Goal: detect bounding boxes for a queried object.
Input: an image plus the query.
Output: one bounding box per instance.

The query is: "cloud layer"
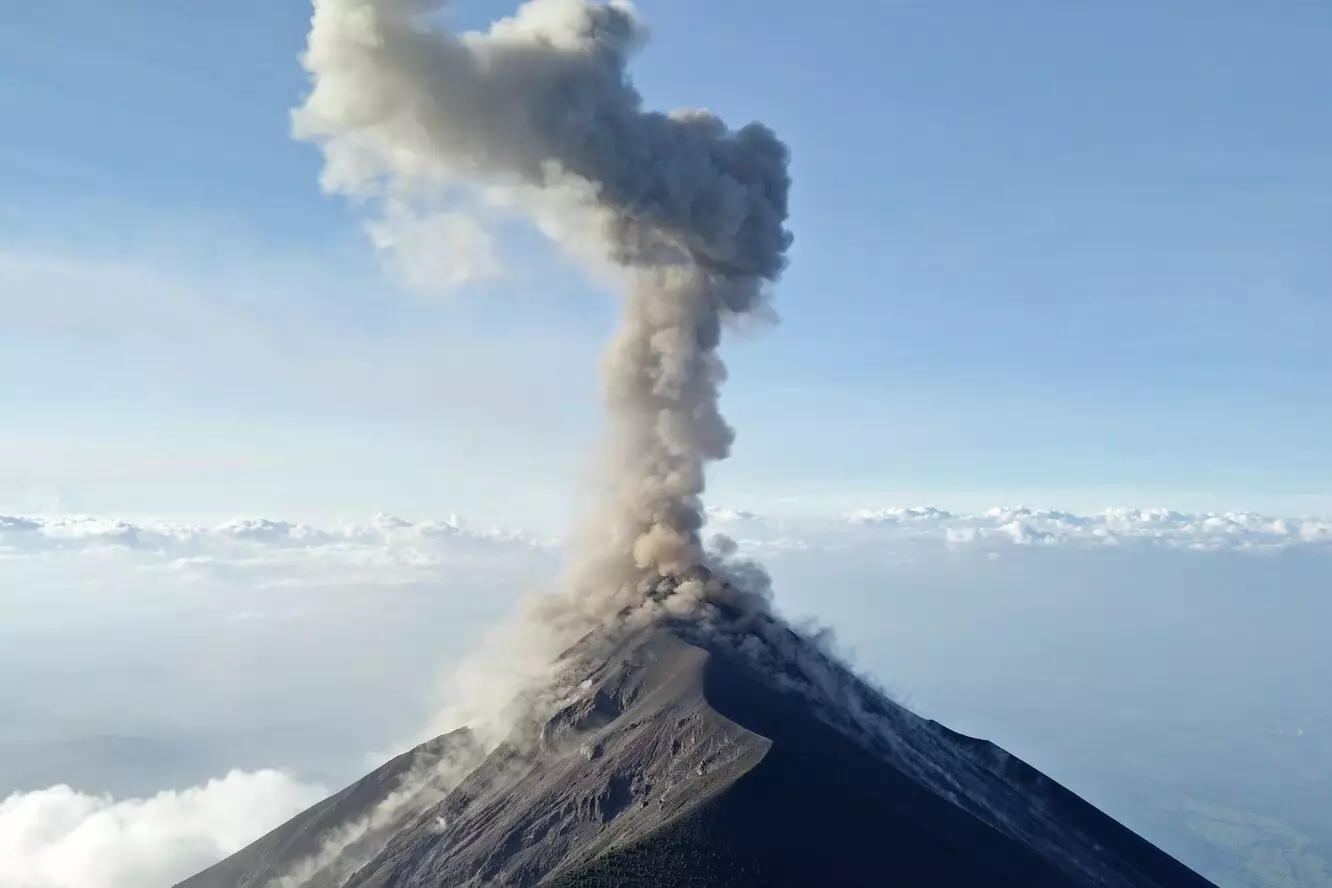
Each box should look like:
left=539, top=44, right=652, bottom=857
left=712, top=505, right=1332, bottom=554
left=0, top=512, right=548, bottom=554
left=0, top=770, right=324, bottom=888
left=1, top=503, right=1327, bottom=887
left=2, top=504, right=1329, bottom=574
left=0, top=512, right=554, bottom=594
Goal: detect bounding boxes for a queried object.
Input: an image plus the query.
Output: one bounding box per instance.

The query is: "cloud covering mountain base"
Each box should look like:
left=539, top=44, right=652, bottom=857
left=0, top=771, right=324, bottom=888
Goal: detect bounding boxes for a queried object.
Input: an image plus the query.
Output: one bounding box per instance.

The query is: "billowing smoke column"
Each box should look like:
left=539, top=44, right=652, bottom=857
left=294, top=0, right=791, bottom=635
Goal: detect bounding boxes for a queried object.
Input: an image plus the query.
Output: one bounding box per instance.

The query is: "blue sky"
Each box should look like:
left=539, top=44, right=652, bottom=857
left=3, top=0, right=1330, bottom=528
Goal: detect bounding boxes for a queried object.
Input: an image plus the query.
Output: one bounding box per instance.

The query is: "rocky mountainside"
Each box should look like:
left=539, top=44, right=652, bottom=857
left=178, top=616, right=1217, bottom=888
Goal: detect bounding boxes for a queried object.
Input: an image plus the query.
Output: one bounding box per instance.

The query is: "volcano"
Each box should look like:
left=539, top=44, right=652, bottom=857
left=176, top=605, right=1216, bottom=888
left=190, top=5, right=1224, bottom=885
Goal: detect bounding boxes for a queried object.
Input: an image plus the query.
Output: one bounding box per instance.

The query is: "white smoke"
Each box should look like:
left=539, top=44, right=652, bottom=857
left=292, top=0, right=793, bottom=647
left=0, top=771, right=324, bottom=888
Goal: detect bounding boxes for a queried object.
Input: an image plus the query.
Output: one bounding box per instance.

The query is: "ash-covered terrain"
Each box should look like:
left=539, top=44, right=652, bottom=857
left=178, top=599, right=1216, bottom=888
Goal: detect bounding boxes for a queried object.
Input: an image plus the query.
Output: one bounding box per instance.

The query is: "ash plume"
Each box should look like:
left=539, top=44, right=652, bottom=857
left=293, top=0, right=792, bottom=640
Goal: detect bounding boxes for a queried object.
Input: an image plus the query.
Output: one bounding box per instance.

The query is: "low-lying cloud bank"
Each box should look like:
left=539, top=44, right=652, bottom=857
left=834, top=505, right=1330, bottom=552
left=697, top=505, right=1332, bottom=554
left=1, top=503, right=1326, bottom=887
left=0, top=770, right=325, bottom=888
left=1, top=505, right=1329, bottom=571
left=0, top=512, right=549, bottom=558
left=0, top=513, right=555, bottom=593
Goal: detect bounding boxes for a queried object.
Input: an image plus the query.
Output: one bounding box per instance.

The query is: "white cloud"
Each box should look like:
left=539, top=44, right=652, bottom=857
left=0, top=512, right=554, bottom=591
left=3, top=505, right=1327, bottom=586
left=0, top=770, right=325, bottom=888
left=709, top=504, right=1332, bottom=554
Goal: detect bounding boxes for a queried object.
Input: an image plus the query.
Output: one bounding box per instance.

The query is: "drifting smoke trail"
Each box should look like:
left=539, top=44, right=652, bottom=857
left=293, top=0, right=791, bottom=641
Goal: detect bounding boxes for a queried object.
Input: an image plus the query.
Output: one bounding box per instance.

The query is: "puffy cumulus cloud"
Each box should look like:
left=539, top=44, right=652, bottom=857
left=0, top=770, right=325, bottom=888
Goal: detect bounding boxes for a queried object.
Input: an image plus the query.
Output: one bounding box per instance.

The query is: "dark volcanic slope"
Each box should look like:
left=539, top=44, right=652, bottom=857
left=179, top=626, right=1216, bottom=888
left=177, top=730, right=483, bottom=888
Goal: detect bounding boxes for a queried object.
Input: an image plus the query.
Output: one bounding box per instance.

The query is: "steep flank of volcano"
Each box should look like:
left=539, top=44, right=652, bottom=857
left=176, top=730, right=483, bottom=888
left=179, top=622, right=1216, bottom=888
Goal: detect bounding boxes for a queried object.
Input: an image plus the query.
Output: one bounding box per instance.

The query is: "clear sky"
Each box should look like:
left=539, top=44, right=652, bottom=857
left=3, top=1, right=1330, bottom=530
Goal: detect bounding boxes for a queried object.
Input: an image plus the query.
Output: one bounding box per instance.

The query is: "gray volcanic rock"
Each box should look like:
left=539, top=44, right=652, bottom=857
left=176, top=730, right=484, bottom=888
left=177, top=621, right=1217, bottom=888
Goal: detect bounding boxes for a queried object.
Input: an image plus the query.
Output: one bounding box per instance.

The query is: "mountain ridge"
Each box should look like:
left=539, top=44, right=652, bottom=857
left=177, top=615, right=1217, bottom=887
